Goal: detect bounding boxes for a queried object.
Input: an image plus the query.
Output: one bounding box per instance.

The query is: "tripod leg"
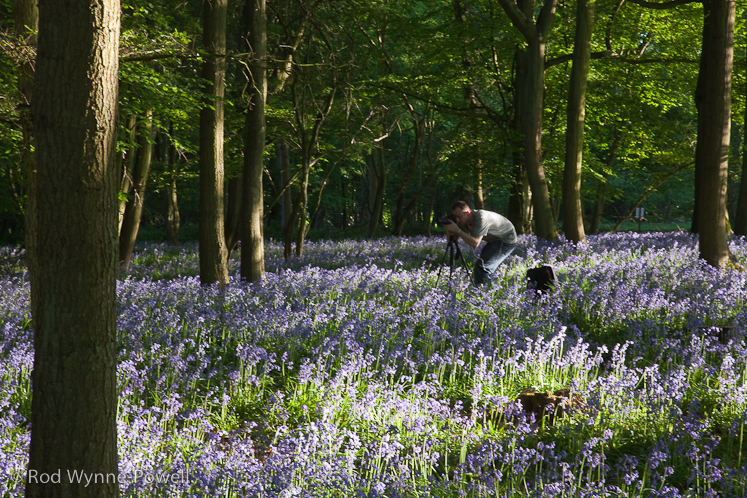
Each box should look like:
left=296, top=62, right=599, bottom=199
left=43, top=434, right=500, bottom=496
left=434, top=239, right=451, bottom=287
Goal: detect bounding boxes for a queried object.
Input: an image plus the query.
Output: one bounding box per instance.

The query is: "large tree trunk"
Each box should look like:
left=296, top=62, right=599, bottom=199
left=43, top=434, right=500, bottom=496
left=27, top=0, right=120, bottom=496
left=499, top=0, right=558, bottom=241
left=199, top=0, right=229, bottom=286
left=562, top=0, right=594, bottom=244
left=119, top=112, right=155, bottom=271
left=241, top=0, right=266, bottom=282
left=694, top=0, right=735, bottom=267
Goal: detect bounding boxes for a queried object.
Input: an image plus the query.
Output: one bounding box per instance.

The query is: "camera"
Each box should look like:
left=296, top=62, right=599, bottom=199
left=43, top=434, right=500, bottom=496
left=439, top=214, right=456, bottom=226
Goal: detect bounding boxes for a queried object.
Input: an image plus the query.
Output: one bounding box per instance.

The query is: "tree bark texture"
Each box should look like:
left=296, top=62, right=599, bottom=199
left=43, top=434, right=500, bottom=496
left=562, top=0, right=594, bottom=244
left=241, top=0, right=267, bottom=282
left=499, top=0, right=558, bottom=241
left=199, top=0, right=230, bottom=286
left=119, top=112, right=155, bottom=271
left=27, top=0, right=120, bottom=496
left=694, top=0, right=735, bottom=267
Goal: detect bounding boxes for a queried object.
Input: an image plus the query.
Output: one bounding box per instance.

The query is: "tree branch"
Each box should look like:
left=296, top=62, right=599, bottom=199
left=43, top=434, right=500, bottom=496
left=497, top=0, right=536, bottom=40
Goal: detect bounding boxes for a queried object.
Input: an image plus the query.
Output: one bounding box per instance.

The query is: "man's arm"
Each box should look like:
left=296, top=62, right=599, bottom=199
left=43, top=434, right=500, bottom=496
left=445, top=222, right=483, bottom=248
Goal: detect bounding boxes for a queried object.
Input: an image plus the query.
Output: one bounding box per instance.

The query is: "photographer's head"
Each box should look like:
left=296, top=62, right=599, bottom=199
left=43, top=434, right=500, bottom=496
left=451, top=200, right=473, bottom=226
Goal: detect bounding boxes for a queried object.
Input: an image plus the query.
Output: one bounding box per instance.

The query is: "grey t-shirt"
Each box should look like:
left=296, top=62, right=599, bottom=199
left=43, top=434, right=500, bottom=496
left=470, top=209, right=517, bottom=244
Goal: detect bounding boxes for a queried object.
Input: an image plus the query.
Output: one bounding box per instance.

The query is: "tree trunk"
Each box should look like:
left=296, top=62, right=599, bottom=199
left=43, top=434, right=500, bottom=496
left=163, top=126, right=180, bottom=246
left=562, top=0, right=594, bottom=244
left=280, top=142, right=292, bottom=229
left=199, top=0, right=229, bottom=286
left=241, top=0, right=266, bottom=281
left=589, top=178, right=606, bottom=234
left=499, top=0, right=558, bottom=241
left=118, top=115, right=137, bottom=233
left=695, top=0, right=735, bottom=267
left=473, top=158, right=485, bottom=209
left=368, top=148, right=386, bottom=239
left=165, top=176, right=180, bottom=246
left=225, top=173, right=242, bottom=256
left=119, top=112, right=155, bottom=271
left=294, top=163, right=310, bottom=257
left=27, top=0, right=120, bottom=496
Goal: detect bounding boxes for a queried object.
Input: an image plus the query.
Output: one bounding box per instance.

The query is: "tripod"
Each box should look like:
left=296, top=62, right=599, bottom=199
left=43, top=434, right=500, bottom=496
left=435, top=235, right=472, bottom=287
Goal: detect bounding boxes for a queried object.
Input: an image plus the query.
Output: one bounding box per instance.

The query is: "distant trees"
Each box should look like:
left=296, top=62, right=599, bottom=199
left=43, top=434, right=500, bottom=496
left=26, top=0, right=120, bottom=497
left=2, top=0, right=746, bottom=273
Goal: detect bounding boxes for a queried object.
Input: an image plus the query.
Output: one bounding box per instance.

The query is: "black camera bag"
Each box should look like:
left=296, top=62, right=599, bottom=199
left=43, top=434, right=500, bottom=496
left=526, top=265, right=557, bottom=295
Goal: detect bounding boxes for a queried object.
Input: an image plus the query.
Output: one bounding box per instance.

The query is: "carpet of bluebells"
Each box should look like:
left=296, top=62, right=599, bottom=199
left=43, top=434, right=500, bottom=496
left=1, top=232, right=747, bottom=497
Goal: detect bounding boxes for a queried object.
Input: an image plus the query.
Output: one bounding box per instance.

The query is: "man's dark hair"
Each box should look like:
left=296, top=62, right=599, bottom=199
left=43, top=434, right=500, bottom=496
left=451, top=200, right=470, bottom=211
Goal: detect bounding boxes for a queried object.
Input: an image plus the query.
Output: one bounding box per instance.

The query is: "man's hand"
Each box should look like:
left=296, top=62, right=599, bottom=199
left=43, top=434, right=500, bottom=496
left=444, top=221, right=460, bottom=237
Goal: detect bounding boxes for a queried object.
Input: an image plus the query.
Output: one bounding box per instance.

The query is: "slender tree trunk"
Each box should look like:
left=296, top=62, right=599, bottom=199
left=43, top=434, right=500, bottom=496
left=294, top=162, right=310, bottom=257
left=473, top=158, right=485, bottom=209
left=119, top=112, right=155, bottom=271
left=241, top=0, right=266, bottom=281
left=118, top=115, right=137, bottom=233
left=695, top=0, right=735, bottom=267
left=27, top=0, right=120, bottom=496
left=589, top=179, right=607, bottom=234
left=163, top=125, right=180, bottom=246
left=562, top=0, right=594, bottom=244
left=280, top=142, right=292, bottom=229
left=368, top=148, right=386, bottom=238
left=165, top=176, right=180, bottom=246
left=199, top=0, right=229, bottom=286
left=225, top=173, right=242, bottom=256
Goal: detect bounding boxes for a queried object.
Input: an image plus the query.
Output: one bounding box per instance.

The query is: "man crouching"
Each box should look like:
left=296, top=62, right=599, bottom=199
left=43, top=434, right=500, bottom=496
left=443, top=200, right=517, bottom=285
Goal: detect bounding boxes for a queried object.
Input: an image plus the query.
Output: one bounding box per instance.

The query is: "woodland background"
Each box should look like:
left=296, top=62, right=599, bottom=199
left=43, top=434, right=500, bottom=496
left=2, top=0, right=745, bottom=260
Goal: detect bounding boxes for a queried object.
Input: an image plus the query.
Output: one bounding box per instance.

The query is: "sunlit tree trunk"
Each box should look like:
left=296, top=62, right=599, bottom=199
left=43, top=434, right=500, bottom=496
left=27, top=0, right=120, bottom=496
left=562, top=0, right=594, bottom=244
left=241, top=0, right=266, bottom=281
left=500, top=0, right=558, bottom=241
left=199, top=0, right=229, bottom=286
left=695, top=0, right=734, bottom=267
left=119, top=112, right=155, bottom=271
